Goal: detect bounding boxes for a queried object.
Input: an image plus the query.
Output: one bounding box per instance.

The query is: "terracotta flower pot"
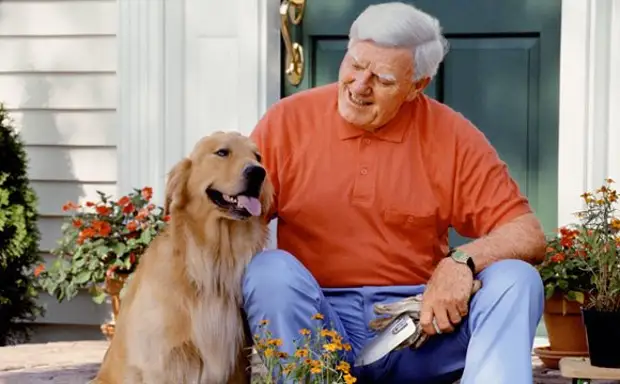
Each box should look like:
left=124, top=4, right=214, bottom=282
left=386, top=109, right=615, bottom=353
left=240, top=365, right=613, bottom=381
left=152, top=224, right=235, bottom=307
left=543, top=293, right=589, bottom=353
left=100, top=272, right=130, bottom=340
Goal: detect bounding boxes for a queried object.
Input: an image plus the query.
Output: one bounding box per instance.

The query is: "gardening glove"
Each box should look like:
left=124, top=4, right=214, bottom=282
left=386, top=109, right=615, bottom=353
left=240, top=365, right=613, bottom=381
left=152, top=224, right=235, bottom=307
left=368, top=280, right=482, bottom=350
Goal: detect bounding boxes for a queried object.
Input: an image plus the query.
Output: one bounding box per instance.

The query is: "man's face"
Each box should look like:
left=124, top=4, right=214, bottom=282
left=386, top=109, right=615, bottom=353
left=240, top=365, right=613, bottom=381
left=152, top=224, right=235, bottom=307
left=337, top=40, right=427, bottom=131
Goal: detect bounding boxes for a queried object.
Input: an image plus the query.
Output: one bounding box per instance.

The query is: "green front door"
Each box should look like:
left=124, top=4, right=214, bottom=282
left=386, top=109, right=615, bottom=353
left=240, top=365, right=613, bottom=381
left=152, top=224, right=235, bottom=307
left=280, top=0, right=561, bottom=244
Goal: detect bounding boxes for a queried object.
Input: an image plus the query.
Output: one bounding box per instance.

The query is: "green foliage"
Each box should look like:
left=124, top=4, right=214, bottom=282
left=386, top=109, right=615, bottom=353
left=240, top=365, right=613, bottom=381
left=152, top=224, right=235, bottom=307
left=538, top=178, right=620, bottom=312
left=37, top=187, right=169, bottom=304
left=0, top=104, right=44, bottom=346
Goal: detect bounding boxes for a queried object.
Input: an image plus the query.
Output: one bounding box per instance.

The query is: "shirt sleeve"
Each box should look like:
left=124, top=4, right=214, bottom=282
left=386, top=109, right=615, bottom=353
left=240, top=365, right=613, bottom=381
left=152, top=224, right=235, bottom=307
left=249, top=106, right=284, bottom=222
left=450, top=114, right=533, bottom=238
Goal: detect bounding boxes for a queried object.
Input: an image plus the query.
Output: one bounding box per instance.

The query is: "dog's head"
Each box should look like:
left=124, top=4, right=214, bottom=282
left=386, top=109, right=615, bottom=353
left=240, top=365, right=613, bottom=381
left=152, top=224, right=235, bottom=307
left=164, top=131, right=274, bottom=221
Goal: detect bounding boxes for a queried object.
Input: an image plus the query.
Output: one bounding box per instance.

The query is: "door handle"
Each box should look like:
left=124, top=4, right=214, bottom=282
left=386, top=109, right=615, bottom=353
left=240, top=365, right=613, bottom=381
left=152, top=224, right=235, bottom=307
left=280, top=0, right=305, bottom=86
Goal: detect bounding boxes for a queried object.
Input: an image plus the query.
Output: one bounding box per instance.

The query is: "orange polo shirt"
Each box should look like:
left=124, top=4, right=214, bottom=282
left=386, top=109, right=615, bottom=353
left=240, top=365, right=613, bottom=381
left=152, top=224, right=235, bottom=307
left=251, top=83, right=531, bottom=288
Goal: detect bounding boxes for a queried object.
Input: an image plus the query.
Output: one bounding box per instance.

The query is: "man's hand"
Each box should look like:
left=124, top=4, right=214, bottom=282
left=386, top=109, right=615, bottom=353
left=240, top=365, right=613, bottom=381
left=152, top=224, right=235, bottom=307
left=419, top=258, right=475, bottom=335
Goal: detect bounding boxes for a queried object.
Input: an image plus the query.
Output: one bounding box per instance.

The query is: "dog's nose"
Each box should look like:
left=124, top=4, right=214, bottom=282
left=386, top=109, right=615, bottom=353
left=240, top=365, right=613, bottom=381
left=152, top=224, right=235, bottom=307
left=243, top=164, right=266, bottom=185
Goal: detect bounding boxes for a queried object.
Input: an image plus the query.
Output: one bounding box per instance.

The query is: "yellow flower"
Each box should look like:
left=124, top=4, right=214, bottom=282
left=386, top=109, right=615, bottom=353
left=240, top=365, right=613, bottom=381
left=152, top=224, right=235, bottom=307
left=299, top=328, right=311, bottom=336
left=267, top=338, right=282, bottom=347
left=323, top=343, right=339, bottom=352
left=344, top=373, right=357, bottom=384
left=264, top=348, right=275, bottom=358
left=294, top=348, right=309, bottom=358
left=312, top=313, right=324, bottom=320
left=308, top=359, right=322, bottom=374
left=343, top=343, right=352, bottom=351
left=336, top=360, right=351, bottom=373
left=259, top=319, right=269, bottom=326
left=611, top=218, right=620, bottom=230
left=282, top=362, right=296, bottom=375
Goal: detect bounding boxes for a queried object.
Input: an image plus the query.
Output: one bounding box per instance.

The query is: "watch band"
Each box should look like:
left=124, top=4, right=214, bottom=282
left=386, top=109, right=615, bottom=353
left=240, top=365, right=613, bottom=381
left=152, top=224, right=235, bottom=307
left=447, top=248, right=476, bottom=275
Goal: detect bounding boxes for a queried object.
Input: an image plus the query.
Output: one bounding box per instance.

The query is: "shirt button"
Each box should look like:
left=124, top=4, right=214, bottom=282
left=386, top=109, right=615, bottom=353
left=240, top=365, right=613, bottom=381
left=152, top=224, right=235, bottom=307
left=407, top=216, right=415, bottom=223
left=363, top=138, right=371, bottom=145
left=360, top=168, right=368, bottom=175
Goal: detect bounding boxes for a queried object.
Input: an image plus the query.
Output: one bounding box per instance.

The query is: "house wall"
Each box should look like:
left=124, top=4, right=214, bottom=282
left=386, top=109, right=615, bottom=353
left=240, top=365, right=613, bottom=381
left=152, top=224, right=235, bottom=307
left=0, top=0, right=118, bottom=342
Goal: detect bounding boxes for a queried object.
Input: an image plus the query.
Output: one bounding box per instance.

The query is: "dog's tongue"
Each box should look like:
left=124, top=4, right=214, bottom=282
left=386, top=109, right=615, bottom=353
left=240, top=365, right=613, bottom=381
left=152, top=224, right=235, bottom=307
left=237, top=195, right=261, bottom=216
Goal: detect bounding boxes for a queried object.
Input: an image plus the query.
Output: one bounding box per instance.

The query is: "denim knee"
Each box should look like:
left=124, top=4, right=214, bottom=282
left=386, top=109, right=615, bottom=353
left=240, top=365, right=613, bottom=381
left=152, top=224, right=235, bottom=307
left=479, top=259, right=544, bottom=303
left=242, top=249, right=321, bottom=309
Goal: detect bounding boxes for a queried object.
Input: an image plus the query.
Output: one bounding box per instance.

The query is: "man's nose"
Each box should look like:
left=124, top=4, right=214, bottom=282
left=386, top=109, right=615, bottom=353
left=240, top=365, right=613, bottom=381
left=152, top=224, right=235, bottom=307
left=351, top=71, right=372, bottom=95
left=242, top=164, right=266, bottom=185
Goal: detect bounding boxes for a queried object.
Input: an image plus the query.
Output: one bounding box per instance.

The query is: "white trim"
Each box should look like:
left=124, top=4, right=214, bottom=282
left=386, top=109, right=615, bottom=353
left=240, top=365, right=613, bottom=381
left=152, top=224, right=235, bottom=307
left=557, top=0, right=620, bottom=227
left=117, top=0, right=166, bottom=204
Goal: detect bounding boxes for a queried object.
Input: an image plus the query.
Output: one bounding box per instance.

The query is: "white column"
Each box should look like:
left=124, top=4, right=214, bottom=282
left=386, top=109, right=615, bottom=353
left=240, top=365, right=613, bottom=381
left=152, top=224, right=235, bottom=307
left=117, top=0, right=166, bottom=205
left=557, top=0, right=620, bottom=226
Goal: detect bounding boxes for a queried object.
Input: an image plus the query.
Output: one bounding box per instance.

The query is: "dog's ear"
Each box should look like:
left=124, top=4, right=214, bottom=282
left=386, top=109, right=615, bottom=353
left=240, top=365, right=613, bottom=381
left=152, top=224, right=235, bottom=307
left=164, top=158, right=192, bottom=215
left=259, top=174, right=275, bottom=221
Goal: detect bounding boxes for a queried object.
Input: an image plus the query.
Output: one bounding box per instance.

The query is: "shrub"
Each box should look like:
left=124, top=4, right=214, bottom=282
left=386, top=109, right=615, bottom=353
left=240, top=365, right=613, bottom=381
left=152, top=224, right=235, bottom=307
left=0, top=104, right=43, bottom=346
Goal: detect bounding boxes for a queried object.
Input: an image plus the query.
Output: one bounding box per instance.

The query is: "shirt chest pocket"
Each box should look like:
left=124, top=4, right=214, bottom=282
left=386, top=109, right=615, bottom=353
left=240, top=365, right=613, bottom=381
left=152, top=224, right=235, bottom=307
left=382, top=208, right=440, bottom=245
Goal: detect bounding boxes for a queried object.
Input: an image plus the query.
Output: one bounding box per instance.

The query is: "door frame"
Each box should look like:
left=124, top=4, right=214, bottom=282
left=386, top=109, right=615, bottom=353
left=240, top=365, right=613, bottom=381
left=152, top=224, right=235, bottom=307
left=117, top=0, right=620, bottom=230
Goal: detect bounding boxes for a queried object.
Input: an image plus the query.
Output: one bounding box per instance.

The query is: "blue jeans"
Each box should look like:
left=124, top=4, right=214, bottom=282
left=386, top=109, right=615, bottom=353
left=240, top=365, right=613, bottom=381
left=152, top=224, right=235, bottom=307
left=243, top=249, right=544, bottom=383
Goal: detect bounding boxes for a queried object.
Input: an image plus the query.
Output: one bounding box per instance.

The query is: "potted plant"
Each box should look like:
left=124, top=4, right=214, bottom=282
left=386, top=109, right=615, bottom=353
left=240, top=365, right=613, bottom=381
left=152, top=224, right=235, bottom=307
left=37, top=186, right=169, bottom=339
left=535, top=227, right=593, bottom=368
left=574, top=179, right=620, bottom=368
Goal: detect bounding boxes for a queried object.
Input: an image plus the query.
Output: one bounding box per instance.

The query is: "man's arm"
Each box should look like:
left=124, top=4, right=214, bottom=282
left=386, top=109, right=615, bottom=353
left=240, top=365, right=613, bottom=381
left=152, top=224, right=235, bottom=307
left=448, top=114, right=546, bottom=271
left=457, top=212, right=546, bottom=273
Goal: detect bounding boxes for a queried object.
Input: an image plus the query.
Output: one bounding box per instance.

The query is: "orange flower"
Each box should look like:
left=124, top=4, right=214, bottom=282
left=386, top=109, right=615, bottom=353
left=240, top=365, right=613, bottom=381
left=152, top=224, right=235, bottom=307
left=85, top=201, right=95, bottom=207
left=136, top=208, right=149, bottom=221
left=163, top=215, right=171, bottom=222
left=126, top=221, right=138, bottom=232
left=551, top=253, right=565, bottom=263
left=96, top=206, right=111, bottom=216
left=117, top=196, right=130, bottom=206
left=91, top=220, right=111, bottom=237
left=33, top=264, right=45, bottom=277
left=141, top=187, right=153, bottom=201
left=122, top=203, right=135, bottom=214
left=62, top=201, right=79, bottom=211
left=77, top=227, right=97, bottom=244
left=72, top=219, right=83, bottom=228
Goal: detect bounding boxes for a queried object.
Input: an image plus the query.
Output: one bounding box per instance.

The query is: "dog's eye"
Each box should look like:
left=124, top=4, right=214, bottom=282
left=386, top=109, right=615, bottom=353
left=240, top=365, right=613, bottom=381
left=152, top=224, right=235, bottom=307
left=214, top=148, right=230, bottom=157
left=255, top=153, right=262, bottom=163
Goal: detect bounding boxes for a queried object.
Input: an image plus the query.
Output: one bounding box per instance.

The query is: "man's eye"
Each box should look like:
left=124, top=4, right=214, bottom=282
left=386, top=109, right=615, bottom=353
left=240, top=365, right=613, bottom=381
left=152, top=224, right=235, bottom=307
left=214, top=148, right=230, bottom=157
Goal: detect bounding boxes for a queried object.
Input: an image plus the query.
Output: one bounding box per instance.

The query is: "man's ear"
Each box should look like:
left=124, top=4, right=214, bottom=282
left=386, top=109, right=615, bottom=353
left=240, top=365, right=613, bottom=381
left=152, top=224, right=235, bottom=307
left=164, top=158, right=192, bottom=215
left=406, top=77, right=431, bottom=101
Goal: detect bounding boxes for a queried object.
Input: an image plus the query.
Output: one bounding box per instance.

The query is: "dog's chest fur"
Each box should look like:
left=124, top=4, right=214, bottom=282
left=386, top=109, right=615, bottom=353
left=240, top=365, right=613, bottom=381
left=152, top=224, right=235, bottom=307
left=184, top=225, right=259, bottom=383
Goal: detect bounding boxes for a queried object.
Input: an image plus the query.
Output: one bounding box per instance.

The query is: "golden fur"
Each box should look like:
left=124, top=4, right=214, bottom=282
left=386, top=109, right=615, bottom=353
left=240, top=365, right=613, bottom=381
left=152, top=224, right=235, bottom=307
left=94, top=131, right=274, bottom=384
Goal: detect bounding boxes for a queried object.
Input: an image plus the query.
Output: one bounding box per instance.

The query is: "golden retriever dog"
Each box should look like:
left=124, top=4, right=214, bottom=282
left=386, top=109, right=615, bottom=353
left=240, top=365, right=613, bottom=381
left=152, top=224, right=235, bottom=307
left=94, top=131, right=274, bottom=384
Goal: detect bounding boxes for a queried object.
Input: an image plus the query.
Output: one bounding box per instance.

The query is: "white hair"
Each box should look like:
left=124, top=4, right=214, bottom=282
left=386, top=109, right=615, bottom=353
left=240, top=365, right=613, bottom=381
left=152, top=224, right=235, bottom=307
left=348, top=2, right=449, bottom=80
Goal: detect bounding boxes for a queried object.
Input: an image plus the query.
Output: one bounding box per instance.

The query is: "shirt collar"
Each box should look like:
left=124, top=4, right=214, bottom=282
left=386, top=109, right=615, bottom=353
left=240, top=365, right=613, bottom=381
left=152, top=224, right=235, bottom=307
left=336, top=97, right=418, bottom=143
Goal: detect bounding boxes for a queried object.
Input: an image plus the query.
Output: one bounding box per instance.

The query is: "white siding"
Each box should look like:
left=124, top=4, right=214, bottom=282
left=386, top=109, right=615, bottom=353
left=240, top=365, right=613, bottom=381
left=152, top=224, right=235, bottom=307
left=0, top=0, right=118, bottom=339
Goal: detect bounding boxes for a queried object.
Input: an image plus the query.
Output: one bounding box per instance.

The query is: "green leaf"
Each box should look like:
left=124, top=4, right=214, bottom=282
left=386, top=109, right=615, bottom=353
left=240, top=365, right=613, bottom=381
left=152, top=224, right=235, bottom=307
left=74, top=271, right=92, bottom=285
left=92, top=290, right=107, bottom=304
left=139, top=229, right=152, bottom=244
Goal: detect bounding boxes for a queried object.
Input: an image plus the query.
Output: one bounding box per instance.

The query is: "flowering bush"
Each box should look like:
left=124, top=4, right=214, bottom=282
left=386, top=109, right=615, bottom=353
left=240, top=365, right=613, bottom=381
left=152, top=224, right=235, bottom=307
left=575, top=179, right=620, bottom=311
left=538, top=225, right=593, bottom=305
left=36, top=187, right=168, bottom=304
left=251, top=313, right=357, bottom=384
left=538, top=179, right=620, bottom=311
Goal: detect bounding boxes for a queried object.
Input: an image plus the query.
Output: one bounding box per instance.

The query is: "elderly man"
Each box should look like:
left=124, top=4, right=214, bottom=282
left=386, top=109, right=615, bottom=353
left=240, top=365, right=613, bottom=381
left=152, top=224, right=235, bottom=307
left=244, top=2, right=546, bottom=383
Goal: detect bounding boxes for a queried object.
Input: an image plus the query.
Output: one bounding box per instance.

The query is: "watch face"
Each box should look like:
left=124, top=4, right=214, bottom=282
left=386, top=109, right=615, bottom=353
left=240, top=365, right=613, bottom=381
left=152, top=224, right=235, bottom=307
left=451, top=250, right=469, bottom=263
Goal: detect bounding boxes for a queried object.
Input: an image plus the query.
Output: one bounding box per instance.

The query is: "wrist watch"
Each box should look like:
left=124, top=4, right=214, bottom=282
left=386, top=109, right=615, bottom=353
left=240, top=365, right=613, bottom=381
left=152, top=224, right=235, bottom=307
left=447, top=248, right=476, bottom=275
